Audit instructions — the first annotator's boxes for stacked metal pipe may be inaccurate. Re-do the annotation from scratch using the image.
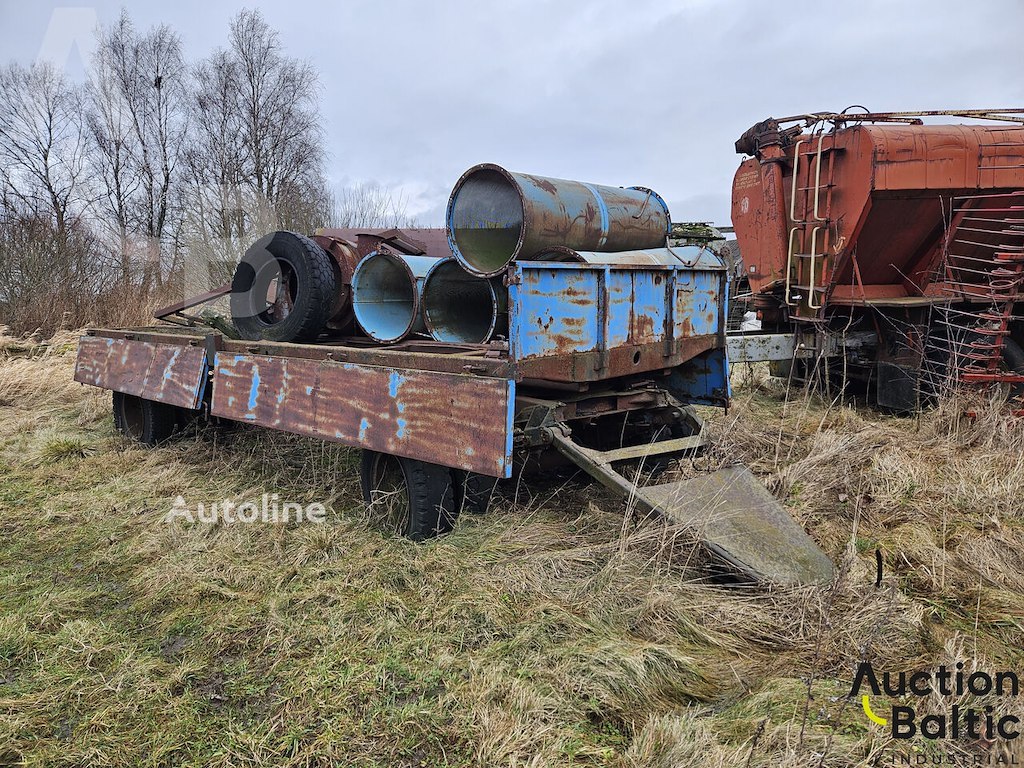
[349,163,678,345]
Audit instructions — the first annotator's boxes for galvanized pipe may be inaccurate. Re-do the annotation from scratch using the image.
[530,245,708,267]
[351,252,442,343]
[421,258,508,344]
[446,163,671,277]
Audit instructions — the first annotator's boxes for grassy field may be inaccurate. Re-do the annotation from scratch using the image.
[1,333,1022,767]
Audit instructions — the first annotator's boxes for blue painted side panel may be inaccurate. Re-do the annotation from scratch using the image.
[666,274,730,406]
[667,347,731,407]
[509,262,725,361]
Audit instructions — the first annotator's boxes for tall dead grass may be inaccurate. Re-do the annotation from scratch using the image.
[0,338,1022,766]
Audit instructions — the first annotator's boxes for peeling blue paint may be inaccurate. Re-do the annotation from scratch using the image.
[388,371,404,398]
[509,262,723,362]
[359,417,370,440]
[247,367,261,411]
[396,418,408,439]
[503,379,515,478]
[162,348,181,382]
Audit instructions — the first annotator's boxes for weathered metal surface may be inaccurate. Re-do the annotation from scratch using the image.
[88,328,515,378]
[727,333,801,363]
[310,233,361,331]
[548,427,833,586]
[640,466,835,585]
[508,261,725,382]
[314,227,453,260]
[666,348,730,407]
[351,252,443,343]
[446,163,670,277]
[529,245,713,267]
[732,116,1024,309]
[210,352,515,477]
[74,336,207,410]
[421,258,507,344]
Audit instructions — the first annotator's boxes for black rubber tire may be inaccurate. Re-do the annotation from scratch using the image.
[453,470,499,514]
[1001,338,1024,398]
[112,392,183,446]
[230,231,337,342]
[359,450,459,541]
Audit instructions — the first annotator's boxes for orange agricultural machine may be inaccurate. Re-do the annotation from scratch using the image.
[728,109,1024,409]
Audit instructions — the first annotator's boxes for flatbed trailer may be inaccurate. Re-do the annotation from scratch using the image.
[74,257,834,586]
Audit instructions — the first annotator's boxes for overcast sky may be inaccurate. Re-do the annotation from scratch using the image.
[2,0,1022,226]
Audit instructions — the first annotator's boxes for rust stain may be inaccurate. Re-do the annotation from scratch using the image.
[74,336,207,410]
[210,353,513,477]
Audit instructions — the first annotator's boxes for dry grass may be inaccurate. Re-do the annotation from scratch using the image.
[0,338,1022,766]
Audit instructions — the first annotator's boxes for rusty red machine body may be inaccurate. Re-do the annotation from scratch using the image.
[729,110,1024,409]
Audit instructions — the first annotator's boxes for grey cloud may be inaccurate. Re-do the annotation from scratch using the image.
[3,0,1022,225]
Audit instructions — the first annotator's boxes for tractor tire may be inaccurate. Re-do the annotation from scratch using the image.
[230,231,337,342]
[113,392,183,446]
[359,450,459,541]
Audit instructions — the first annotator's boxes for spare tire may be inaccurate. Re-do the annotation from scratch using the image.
[230,231,337,342]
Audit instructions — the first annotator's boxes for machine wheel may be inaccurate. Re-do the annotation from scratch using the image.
[1000,338,1024,397]
[359,450,458,540]
[112,392,182,446]
[453,470,500,514]
[230,231,337,342]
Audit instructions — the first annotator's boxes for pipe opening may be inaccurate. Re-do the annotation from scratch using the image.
[422,260,501,344]
[448,168,524,276]
[352,252,418,343]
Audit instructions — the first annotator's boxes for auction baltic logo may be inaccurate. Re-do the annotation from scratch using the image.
[853,660,1020,763]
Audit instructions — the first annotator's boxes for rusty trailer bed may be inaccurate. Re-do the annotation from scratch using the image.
[74,257,730,480]
[75,328,518,478]
[66,256,840,586]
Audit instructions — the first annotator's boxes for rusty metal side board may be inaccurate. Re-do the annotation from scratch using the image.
[211,353,515,478]
[85,327,514,378]
[74,336,208,409]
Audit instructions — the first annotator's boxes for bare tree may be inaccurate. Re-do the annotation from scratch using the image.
[0,62,89,249]
[331,182,417,228]
[87,11,188,288]
[185,9,326,246]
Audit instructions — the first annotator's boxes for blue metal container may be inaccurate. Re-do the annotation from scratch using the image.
[351,252,443,343]
[421,258,508,344]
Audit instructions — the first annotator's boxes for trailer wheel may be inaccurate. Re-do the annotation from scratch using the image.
[230,230,337,342]
[359,450,458,540]
[112,392,181,446]
[453,470,499,514]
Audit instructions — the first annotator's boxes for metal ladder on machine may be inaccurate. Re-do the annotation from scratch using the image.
[939,191,1024,399]
[784,132,838,319]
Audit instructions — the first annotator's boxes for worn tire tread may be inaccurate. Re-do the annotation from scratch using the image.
[231,231,336,342]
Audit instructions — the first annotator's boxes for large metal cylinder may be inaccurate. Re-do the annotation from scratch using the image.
[531,245,708,267]
[421,259,508,344]
[351,252,442,343]
[446,163,671,277]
